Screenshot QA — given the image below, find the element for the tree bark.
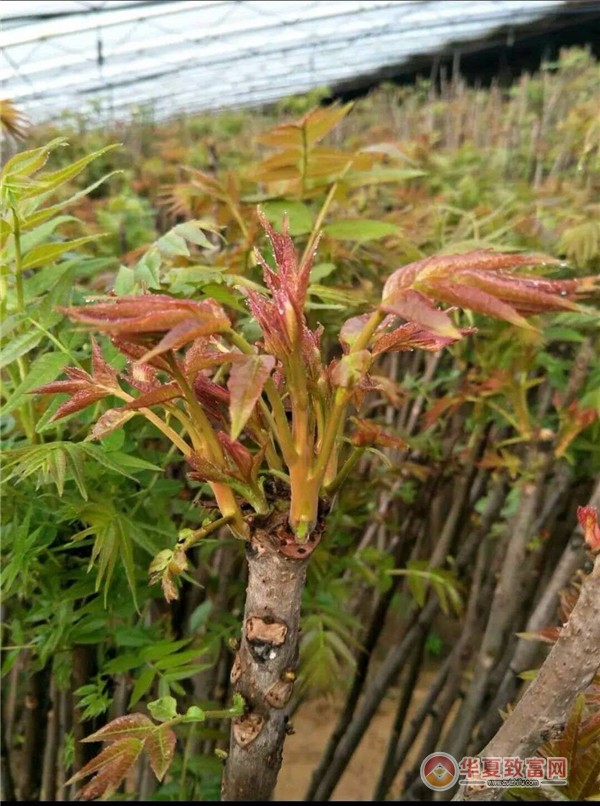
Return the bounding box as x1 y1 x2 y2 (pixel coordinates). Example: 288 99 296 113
453 553 600 802
0 717 15 802
221 509 315 802
40 680 59 801
444 454 549 760
310 598 438 801
19 665 50 801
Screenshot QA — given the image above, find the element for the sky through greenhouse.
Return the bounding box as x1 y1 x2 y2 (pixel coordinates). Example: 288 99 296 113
0 0 583 123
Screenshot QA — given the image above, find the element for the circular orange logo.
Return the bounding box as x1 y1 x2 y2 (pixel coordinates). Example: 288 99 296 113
420 752 459 791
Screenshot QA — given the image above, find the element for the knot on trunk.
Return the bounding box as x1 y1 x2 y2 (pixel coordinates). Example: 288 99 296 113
265 679 294 709
277 529 322 558
246 616 288 662
277 499 330 559
230 653 242 685
232 713 264 747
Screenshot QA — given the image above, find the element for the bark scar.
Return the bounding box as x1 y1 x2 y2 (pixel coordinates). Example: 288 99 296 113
246 616 288 663
276 500 329 559
277 527 322 559
232 713 264 747
230 653 242 685
246 616 287 646
265 679 294 709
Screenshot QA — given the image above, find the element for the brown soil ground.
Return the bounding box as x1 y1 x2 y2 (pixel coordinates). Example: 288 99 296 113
275 670 438 801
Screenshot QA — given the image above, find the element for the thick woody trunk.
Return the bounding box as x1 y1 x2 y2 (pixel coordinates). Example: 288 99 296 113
221 509 321 802
453 553 600 802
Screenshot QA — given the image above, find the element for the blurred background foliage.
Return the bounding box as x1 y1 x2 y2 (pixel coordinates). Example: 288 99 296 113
1 47 598 801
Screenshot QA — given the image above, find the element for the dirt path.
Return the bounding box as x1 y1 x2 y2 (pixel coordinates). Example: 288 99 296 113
275 671 438 801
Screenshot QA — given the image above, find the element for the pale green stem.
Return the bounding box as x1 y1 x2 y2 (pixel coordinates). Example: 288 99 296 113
178 722 196 801
167 355 224 463
112 387 192 456
181 514 234 551
311 310 386 484
27 318 83 367
10 207 37 441
166 355 248 534
300 160 353 267
11 207 24 314
324 446 365 497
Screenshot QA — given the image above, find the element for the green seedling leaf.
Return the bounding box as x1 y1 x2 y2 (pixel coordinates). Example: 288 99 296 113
0 330 43 368
324 219 399 242
22 235 104 269
184 706 206 722
1 137 67 181
129 667 156 707
262 200 314 235
147 696 178 723
0 351 68 415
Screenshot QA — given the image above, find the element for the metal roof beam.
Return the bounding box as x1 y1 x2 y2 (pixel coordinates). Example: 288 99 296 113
2 0 411 93
0 0 230 48
2 1 165 26
13 3 562 108
76 11 583 121
32 40 487 123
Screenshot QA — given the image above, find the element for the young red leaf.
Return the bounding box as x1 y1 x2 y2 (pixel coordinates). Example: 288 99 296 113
82 713 155 743
63 295 228 332
339 314 376 351
245 289 289 358
48 388 110 422
250 443 268 484
330 350 371 388
350 418 408 451
33 341 122 422
256 210 312 310
122 382 181 410
63 296 230 364
218 432 254 481
381 249 598 329
184 340 241 377
145 725 177 781
381 289 462 338
193 375 230 423
141 319 227 362
372 321 472 355
72 739 143 801
227 354 275 440
555 401 597 458
112 337 171 373
422 395 464 429
187 453 231 484
368 375 406 407
67 736 143 785
426 280 532 328
246 213 322 373
566 745 600 801
90 338 120 391
382 250 560 302
455 269 583 313
516 626 561 645
86 408 136 441
577 506 600 553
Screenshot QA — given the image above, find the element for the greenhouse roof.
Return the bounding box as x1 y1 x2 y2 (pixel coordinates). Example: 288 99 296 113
0 0 591 123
